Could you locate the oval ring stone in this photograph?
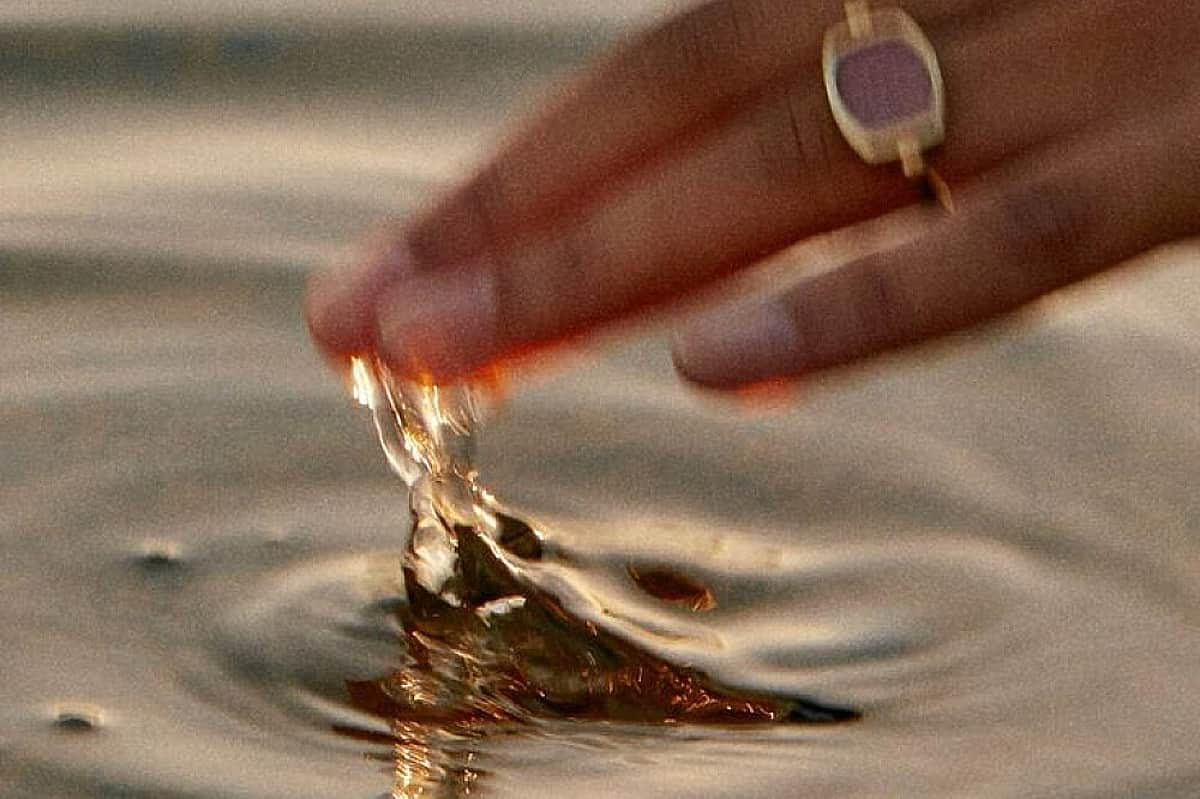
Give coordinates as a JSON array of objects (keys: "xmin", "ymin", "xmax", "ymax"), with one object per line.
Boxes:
[{"xmin": 835, "ymin": 39, "xmax": 933, "ymax": 129}]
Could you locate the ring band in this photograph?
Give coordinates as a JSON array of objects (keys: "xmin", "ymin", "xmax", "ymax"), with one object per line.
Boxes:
[{"xmin": 823, "ymin": 2, "xmax": 953, "ymax": 209}]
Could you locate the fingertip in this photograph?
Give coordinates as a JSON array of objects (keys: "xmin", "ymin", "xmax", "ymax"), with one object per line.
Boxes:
[
  {"xmin": 304, "ymin": 265, "xmax": 381, "ymax": 359},
  {"xmin": 373, "ymin": 267, "xmax": 500, "ymax": 383},
  {"xmin": 670, "ymin": 301, "xmax": 803, "ymax": 390},
  {"xmin": 671, "ymin": 351, "xmax": 801, "ymax": 409},
  {"xmin": 304, "ymin": 233, "xmax": 417, "ymax": 359}
]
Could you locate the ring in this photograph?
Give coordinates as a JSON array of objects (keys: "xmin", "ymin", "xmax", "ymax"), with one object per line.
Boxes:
[{"xmin": 823, "ymin": 1, "xmax": 953, "ymax": 209}]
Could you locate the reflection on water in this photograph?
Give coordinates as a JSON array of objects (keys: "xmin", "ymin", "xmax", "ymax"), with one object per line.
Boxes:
[
  {"xmin": 388, "ymin": 721, "xmax": 480, "ymax": 799},
  {"xmin": 3, "ymin": 5, "xmax": 1200, "ymax": 799}
]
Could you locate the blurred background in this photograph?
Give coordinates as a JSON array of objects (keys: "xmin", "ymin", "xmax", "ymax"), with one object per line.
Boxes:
[{"xmin": 3, "ymin": 2, "xmax": 1199, "ymax": 797}]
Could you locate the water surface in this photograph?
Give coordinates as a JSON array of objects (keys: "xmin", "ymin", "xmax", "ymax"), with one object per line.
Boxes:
[{"xmin": 3, "ymin": 5, "xmax": 1200, "ymax": 797}]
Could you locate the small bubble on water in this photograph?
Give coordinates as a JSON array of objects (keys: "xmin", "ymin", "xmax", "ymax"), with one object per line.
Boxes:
[
  {"xmin": 135, "ymin": 539, "xmax": 183, "ymax": 570},
  {"xmin": 262, "ymin": 524, "xmax": 294, "ymax": 546},
  {"xmin": 51, "ymin": 703, "xmax": 104, "ymax": 732}
]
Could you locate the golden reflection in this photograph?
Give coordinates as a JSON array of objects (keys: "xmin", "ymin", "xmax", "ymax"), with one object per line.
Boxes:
[
  {"xmin": 349, "ymin": 355, "xmax": 376, "ymax": 409},
  {"xmin": 338, "ymin": 679, "xmax": 483, "ymax": 797},
  {"xmin": 388, "ymin": 720, "xmax": 482, "ymax": 798},
  {"xmin": 391, "ymin": 721, "xmax": 433, "ymax": 799}
]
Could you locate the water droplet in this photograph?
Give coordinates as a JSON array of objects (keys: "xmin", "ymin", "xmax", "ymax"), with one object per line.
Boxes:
[
  {"xmin": 51, "ymin": 703, "xmax": 104, "ymax": 732},
  {"xmin": 135, "ymin": 539, "xmax": 183, "ymax": 570}
]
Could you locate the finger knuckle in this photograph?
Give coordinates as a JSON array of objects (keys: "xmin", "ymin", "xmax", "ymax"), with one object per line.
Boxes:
[
  {"xmin": 753, "ymin": 87, "xmax": 850, "ymax": 210},
  {"xmin": 991, "ymin": 180, "xmax": 1092, "ymax": 288},
  {"xmin": 784, "ymin": 258, "xmax": 916, "ymax": 368},
  {"xmin": 848, "ymin": 259, "xmax": 918, "ymax": 348}
]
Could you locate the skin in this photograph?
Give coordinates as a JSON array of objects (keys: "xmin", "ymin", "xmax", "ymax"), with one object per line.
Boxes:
[{"xmin": 305, "ymin": 0, "xmax": 1200, "ymax": 390}]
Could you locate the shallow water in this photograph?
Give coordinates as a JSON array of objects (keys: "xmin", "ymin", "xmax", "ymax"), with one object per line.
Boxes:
[{"xmin": 4, "ymin": 5, "xmax": 1200, "ymax": 798}]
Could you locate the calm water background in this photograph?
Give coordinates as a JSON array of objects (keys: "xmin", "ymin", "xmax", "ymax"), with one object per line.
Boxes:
[{"xmin": 3, "ymin": 3, "xmax": 1200, "ymax": 797}]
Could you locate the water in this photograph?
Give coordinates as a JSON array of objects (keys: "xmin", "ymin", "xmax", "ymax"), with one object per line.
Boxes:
[
  {"xmin": 348, "ymin": 356, "xmax": 856, "ymax": 728},
  {"xmin": 4, "ymin": 5, "xmax": 1200, "ymax": 798}
]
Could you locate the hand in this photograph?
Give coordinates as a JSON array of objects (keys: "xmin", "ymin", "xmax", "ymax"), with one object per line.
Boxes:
[{"xmin": 306, "ymin": 0, "xmax": 1200, "ymax": 389}]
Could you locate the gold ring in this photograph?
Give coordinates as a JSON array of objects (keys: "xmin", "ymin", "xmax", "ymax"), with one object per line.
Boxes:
[{"xmin": 823, "ymin": 2, "xmax": 953, "ymax": 209}]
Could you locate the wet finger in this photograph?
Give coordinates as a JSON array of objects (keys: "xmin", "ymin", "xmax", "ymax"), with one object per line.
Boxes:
[{"xmin": 304, "ymin": 228, "xmax": 415, "ymax": 356}]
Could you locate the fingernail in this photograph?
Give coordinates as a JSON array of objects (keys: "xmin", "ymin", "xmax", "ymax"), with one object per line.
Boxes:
[
  {"xmin": 375, "ymin": 268, "xmax": 498, "ymax": 381},
  {"xmin": 671, "ymin": 301, "xmax": 800, "ymax": 389},
  {"xmin": 305, "ymin": 238, "xmax": 416, "ymax": 355}
]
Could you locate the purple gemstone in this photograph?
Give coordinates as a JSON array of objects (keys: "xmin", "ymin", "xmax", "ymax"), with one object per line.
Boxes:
[{"xmin": 835, "ymin": 40, "xmax": 932, "ymax": 129}]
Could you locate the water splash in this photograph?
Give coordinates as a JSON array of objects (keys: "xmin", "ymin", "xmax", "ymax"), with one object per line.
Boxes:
[{"xmin": 345, "ymin": 355, "xmax": 858, "ymax": 735}]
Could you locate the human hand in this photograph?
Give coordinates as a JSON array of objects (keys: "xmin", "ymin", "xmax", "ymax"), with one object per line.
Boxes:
[{"xmin": 306, "ymin": 0, "xmax": 1200, "ymax": 389}]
